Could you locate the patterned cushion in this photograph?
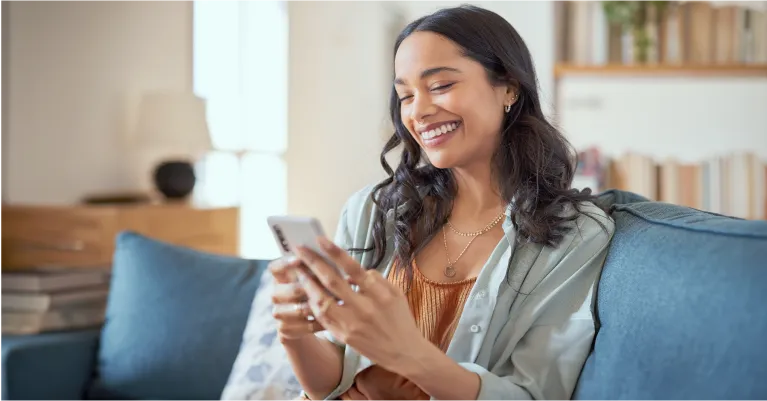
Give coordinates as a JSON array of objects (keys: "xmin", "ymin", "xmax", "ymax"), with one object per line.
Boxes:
[{"xmin": 220, "ymin": 271, "xmax": 303, "ymax": 400}]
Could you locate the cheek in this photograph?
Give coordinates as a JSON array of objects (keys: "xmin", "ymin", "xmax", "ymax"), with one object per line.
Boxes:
[
  {"xmin": 460, "ymin": 94, "xmax": 503, "ymax": 136},
  {"xmin": 400, "ymin": 106, "xmax": 414, "ymax": 135}
]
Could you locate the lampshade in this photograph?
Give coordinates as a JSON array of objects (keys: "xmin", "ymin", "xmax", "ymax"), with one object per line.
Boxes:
[{"xmin": 132, "ymin": 91, "xmax": 212, "ymax": 158}]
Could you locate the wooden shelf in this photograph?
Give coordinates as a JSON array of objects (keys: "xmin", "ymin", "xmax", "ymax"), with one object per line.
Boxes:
[{"xmin": 554, "ymin": 64, "xmax": 767, "ymax": 78}]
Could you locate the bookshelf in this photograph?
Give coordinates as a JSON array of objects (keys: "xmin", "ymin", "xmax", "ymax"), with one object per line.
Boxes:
[
  {"xmin": 557, "ymin": 1, "xmax": 767, "ymax": 220},
  {"xmin": 554, "ymin": 64, "xmax": 767, "ymax": 78},
  {"xmin": 554, "ymin": 1, "xmax": 767, "ymax": 69},
  {"xmin": 575, "ymin": 149, "xmax": 767, "ymax": 221}
]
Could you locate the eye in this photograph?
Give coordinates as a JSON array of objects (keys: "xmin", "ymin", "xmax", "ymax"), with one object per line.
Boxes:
[
  {"xmin": 398, "ymin": 94, "xmax": 413, "ymax": 102},
  {"xmin": 430, "ymin": 83, "xmax": 454, "ymax": 92}
]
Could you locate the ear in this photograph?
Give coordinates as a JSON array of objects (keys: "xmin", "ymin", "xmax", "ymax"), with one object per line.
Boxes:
[{"xmin": 505, "ymin": 81, "xmax": 520, "ymax": 106}]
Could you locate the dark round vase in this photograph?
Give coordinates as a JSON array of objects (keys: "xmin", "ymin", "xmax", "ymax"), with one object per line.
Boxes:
[{"xmin": 153, "ymin": 160, "xmax": 196, "ymax": 199}]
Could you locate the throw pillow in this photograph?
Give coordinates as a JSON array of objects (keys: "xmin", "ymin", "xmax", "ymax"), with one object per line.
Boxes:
[
  {"xmin": 88, "ymin": 231, "xmax": 268, "ymax": 400},
  {"xmin": 220, "ymin": 271, "xmax": 303, "ymax": 400}
]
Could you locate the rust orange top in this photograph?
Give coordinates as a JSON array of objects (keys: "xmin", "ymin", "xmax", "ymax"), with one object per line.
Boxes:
[{"xmin": 390, "ymin": 261, "xmax": 478, "ymax": 351}]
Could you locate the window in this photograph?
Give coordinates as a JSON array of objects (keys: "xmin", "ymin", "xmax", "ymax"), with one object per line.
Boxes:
[{"xmin": 192, "ymin": 1, "xmax": 288, "ymax": 260}]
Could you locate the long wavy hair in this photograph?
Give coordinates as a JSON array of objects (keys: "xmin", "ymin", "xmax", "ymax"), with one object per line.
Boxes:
[{"xmin": 357, "ymin": 5, "xmax": 600, "ymax": 275}]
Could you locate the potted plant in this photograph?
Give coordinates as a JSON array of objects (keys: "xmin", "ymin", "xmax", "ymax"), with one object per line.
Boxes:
[{"xmin": 602, "ymin": 1, "xmax": 671, "ymax": 64}]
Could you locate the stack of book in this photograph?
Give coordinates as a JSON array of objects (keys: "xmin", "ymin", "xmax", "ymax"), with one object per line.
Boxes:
[{"xmin": 2, "ymin": 268, "xmax": 111, "ymax": 335}]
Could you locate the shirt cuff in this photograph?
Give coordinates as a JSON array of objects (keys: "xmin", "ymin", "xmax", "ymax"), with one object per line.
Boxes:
[{"xmin": 458, "ymin": 362, "xmax": 533, "ymax": 400}]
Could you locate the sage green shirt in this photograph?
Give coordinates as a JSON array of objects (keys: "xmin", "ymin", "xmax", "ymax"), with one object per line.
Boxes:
[{"xmin": 317, "ymin": 184, "xmax": 615, "ymax": 400}]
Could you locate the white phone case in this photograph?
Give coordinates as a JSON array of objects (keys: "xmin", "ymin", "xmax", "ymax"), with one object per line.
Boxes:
[{"xmin": 266, "ymin": 215, "xmax": 337, "ymax": 269}]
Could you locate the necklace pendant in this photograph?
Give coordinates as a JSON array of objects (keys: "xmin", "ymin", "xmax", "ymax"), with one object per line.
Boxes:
[{"xmin": 444, "ymin": 264, "xmax": 457, "ymax": 278}]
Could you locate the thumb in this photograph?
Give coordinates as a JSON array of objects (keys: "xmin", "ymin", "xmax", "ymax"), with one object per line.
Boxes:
[{"xmin": 270, "ymin": 256, "xmax": 301, "ymax": 284}]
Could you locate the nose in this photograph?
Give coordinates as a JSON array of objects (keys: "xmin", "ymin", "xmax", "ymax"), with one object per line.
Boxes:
[{"xmin": 410, "ymin": 92, "xmax": 437, "ymax": 124}]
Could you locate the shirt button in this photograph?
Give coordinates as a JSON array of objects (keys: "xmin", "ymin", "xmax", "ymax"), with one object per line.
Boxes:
[
  {"xmin": 470, "ymin": 324, "xmax": 481, "ymax": 333},
  {"xmin": 475, "ymin": 290, "xmax": 486, "ymax": 299}
]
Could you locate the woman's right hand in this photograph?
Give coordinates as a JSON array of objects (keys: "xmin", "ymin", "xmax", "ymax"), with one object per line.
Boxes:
[{"xmin": 269, "ymin": 256, "xmax": 324, "ymax": 343}]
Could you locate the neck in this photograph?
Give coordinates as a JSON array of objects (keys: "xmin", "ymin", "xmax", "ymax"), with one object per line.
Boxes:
[{"xmin": 450, "ymin": 162, "xmax": 505, "ymax": 225}]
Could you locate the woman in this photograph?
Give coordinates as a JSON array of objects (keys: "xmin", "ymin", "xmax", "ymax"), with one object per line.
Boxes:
[{"xmin": 269, "ymin": 5, "xmax": 615, "ymax": 400}]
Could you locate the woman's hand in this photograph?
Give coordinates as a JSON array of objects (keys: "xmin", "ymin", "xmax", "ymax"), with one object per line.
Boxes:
[
  {"xmin": 338, "ymin": 386, "xmax": 368, "ymax": 401},
  {"xmin": 354, "ymin": 365, "xmax": 430, "ymax": 401},
  {"xmin": 293, "ymin": 237, "xmax": 427, "ymax": 375},
  {"xmin": 268, "ymin": 256, "xmax": 324, "ymax": 343}
]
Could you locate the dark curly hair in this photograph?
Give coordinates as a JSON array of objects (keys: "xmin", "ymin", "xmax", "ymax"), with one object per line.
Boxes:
[{"xmin": 358, "ymin": 5, "xmax": 601, "ymax": 274}]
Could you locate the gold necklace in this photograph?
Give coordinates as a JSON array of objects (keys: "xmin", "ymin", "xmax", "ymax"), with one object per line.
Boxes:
[
  {"xmin": 446, "ymin": 211, "xmax": 506, "ymax": 237},
  {"xmin": 442, "ymin": 211, "xmax": 505, "ymax": 278}
]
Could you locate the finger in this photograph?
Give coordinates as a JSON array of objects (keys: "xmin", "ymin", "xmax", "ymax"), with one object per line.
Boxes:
[
  {"xmin": 350, "ymin": 269, "xmax": 392, "ymax": 299},
  {"xmin": 339, "ymin": 392, "xmax": 354, "ymax": 401},
  {"xmin": 295, "ymin": 246, "xmax": 363, "ymax": 305},
  {"xmin": 278, "ymin": 320, "xmax": 324, "ymax": 339},
  {"xmin": 317, "ymin": 237, "xmax": 367, "ymax": 283},
  {"xmin": 272, "ymin": 302, "xmax": 312, "ymax": 321},
  {"xmin": 343, "ymin": 385, "xmax": 367, "ymax": 400},
  {"xmin": 271, "ymin": 282, "xmax": 307, "ymax": 304},
  {"xmin": 297, "ymin": 269, "xmax": 348, "ymax": 325},
  {"xmin": 269, "ymin": 256, "xmax": 304, "ymax": 283}
]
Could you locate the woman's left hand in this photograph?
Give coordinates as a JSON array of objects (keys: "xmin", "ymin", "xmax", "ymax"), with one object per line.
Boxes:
[{"xmin": 293, "ymin": 237, "xmax": 425, "ymax": 375}]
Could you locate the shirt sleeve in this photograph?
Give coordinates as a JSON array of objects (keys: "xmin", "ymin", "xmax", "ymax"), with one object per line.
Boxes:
[{"xmin": 459, "ymin": 212, "xmax": 615, "ymax": 400}]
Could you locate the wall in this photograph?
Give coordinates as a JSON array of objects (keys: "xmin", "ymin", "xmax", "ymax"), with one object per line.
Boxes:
[
  {"xmin": 4, "ymin": 1, "xmax": 192, "ymax": 204},
  {"xmin": 559, "ymin": 76, "xmax": 767, "ymax": 161},
  {"xmin": 286, "ymin": 1, "xmax": 556, "ymax": 237},
  {"xmin": 286, "ymin": 1, "xmax": 399, "ymax": 236},
  {"xmin": 0, "ymin": 0, "xmax": 11, "ymax": 203}
]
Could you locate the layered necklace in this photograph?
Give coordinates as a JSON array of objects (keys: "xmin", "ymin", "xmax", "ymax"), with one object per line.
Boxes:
[{"xmin": 442, "ymin": 210, "xmax": 505, "ymax": 278}]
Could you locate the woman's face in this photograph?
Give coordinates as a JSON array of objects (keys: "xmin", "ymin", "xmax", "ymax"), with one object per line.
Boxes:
[{"xmin": 394, "ymin": 31, "xmax": 515, "ymax": 170}]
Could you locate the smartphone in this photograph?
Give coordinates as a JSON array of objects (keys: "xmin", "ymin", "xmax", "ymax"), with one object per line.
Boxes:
[{"xmin": 267, "ymin": 215, "xmax": 341, "ymax": 274}]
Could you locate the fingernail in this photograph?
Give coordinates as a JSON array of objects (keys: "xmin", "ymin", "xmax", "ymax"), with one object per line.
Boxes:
[{"xmin": 284, "ymin": 255, "xmax": 298, "ymax": 264}]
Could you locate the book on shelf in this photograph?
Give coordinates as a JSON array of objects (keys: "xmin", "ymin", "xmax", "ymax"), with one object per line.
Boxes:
[
  {"xmin": 2, "ymin": 268, "xmax": 111, "ymax": 335},
  {"xmin": 604, "ymin": 151, "xmax": 766, "ymax": 220},
  {"xmin": 574, "ymin": 147, "xmax": 611, "ymax": 193},
  {"xmin": 557, "ymin": 1, "xmax": 767, "ymax": 66}
]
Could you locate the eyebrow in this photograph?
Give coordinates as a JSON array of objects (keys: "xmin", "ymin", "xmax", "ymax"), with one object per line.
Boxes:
[{"xmin": 394, "ymin": 66, "xmax": 462, "ymax": 85}]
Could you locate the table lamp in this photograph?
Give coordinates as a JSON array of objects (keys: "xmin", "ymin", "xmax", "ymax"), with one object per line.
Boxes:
[{"xmin": 132, "ymin": 91, "xmax": 212, "ymax": 200}]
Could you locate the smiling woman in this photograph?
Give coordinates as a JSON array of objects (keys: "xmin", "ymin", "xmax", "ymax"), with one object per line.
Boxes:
[{"xmin": 271, "ymin": 4, "xmax": 616, "ymax": 401}]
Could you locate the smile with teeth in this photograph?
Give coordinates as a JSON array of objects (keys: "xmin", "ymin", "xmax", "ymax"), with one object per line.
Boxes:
[{"xmin": 421, "ymin": 122, "xmax": 460, "ymax": 140}]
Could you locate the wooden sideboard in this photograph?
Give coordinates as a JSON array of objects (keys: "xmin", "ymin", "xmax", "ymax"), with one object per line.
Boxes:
[{"xmin": 1, "ymin": 203, "xmax": 239, "ymax": 271}]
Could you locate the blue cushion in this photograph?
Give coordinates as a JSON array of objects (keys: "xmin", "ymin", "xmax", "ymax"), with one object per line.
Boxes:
[
  {"xmin": 575, "ymin": 202, "xmax": 767, "ymax": 399},
  {"xmin": 88, "ymin": 231, "xmax": 268, "ymax": 400}
]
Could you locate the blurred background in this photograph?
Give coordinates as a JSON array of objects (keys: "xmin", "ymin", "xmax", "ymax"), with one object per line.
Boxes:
[{"xmin": 2, "ymin": 0, "xmax": 766, "ymax": 264}]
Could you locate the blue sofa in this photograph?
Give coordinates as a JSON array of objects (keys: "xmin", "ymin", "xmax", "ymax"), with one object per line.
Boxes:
[{"xmin": 3, "ymin": 190, "xmax": 767, "ymax": 400}]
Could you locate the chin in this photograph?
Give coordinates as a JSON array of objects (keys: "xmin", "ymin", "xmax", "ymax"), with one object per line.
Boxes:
[{"xmin": 422, "ymin": 151, "xmax": 459, "ymax": 170}]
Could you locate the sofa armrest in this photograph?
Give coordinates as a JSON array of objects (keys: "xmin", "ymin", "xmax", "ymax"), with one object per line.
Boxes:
[{"xmin": 2, "ymin": 329, "xmax": 100, "ymax": 400}]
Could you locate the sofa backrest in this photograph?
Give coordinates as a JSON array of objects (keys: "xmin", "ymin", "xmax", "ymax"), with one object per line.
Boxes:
[{"xmin": 575, "ymin": 197, "xmax": 767, "ymax": 399}]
